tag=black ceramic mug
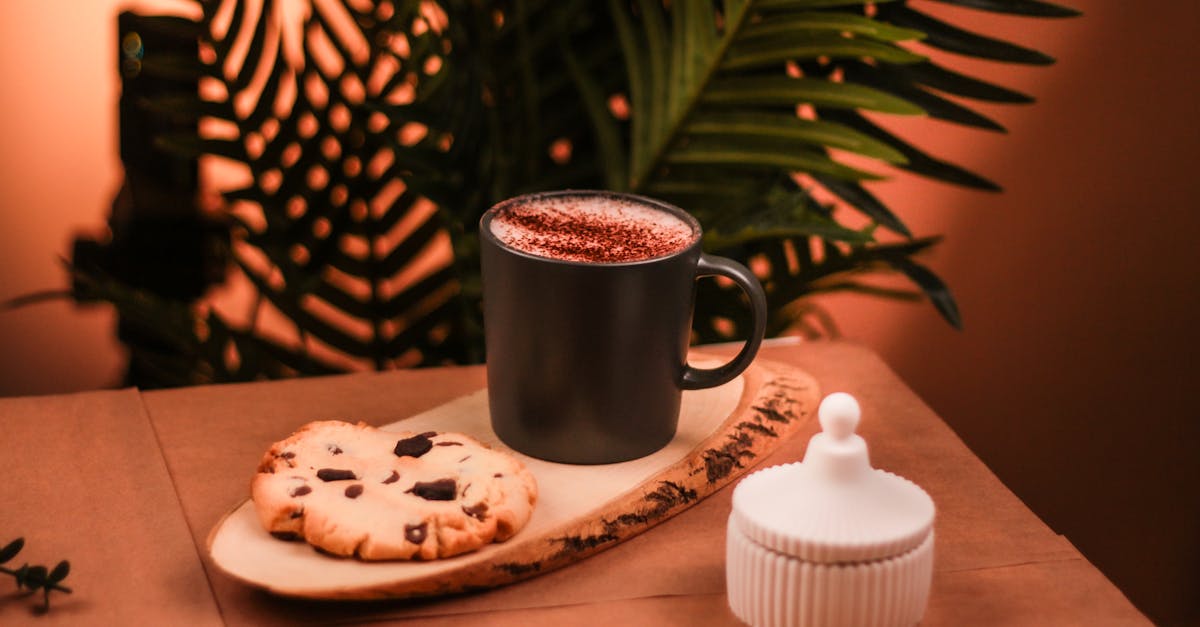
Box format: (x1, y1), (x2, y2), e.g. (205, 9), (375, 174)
(480, 190), (767, 464)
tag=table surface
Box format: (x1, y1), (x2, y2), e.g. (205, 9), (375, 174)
(0, 341), (1149, 626)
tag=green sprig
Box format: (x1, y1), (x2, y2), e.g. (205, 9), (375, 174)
(0, 538), (72, 611)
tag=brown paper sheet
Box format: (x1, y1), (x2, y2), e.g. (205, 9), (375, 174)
(0, 389), (222, 626)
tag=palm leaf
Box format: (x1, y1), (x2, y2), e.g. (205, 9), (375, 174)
(925, 0), (1080, 18)
(65, 0), (1073, 385)
(876, 4), (1055, 64)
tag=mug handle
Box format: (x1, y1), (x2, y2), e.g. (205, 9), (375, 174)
(681, 253), (768, 390)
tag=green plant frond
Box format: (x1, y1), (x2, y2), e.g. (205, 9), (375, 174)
(821, 109), (1001, 190)
(666, 136), (884, 182)
(804, 279), (925, 301)
(809, 174), (911, 237)
(644, 177), (768, 201)
(702, 76), (924, 114)
(925, 0), (1080, 18)
(609, 0), (930, 190)
(76, 0), (1070, 382)
(876, 4), (1055, 64)
(840, 60), (1006, 131)
(754, 0), (902, 9)
(888, 256), (962, 328)
(723, 34), (926, 71)
(704, 208), (873, 250)
(685, 111), (908, 164)
(691, 232), (953, 342)
(875, 61), (1034, 104)
(738, 12), (926, 43)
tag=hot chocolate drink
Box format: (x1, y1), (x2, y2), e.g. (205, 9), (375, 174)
(481, 190), (767, 463)
(488, 193), (697, 263)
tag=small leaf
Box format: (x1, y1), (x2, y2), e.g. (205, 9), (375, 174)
(0, 538), (23, 564)
(890, 257), (962, 329)
(46, 561), (70, 586)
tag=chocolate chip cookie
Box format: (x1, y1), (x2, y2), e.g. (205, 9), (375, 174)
(251, 420), (538, 560)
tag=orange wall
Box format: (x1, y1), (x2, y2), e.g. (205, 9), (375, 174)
(1, 1), (1197, 623)
(818, 3), (1200, 624)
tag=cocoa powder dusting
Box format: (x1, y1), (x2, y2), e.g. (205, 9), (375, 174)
(490, 196), (695, 263)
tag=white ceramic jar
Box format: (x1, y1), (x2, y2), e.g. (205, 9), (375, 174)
(726, 393), (935, 627)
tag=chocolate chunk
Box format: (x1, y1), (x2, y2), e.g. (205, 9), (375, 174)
(393, 434), (433, 458)
(463, 502), (489, 521)
(316, 468), (357, 482)
(405, 522), (427, 544)
(382, 470), (400, 484)
(327, 444), (343, 455)
(289, 485), (313, 497)
(434, 441), (463, 447)
(493, 473), (503, 478)
(407, 478), (457, 501)
(419, 431), (438, 438)
(271, 531), (301, 541)
(280, 451), (296, 459)
(289, 507), (304, 519)
(344, 484), (364, 499)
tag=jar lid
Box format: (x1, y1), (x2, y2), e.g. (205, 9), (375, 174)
(731, 392), (935, 564)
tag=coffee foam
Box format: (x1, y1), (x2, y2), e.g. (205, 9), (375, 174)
(489, 194), (696, 263)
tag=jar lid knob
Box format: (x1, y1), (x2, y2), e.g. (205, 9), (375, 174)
(818, 392), (860, 441)
(803, 392), (870, 481)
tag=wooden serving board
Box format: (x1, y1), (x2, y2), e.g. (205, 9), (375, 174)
(206, 357), (818, 600)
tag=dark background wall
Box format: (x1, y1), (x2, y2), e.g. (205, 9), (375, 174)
(1, 1), (1196, 624)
